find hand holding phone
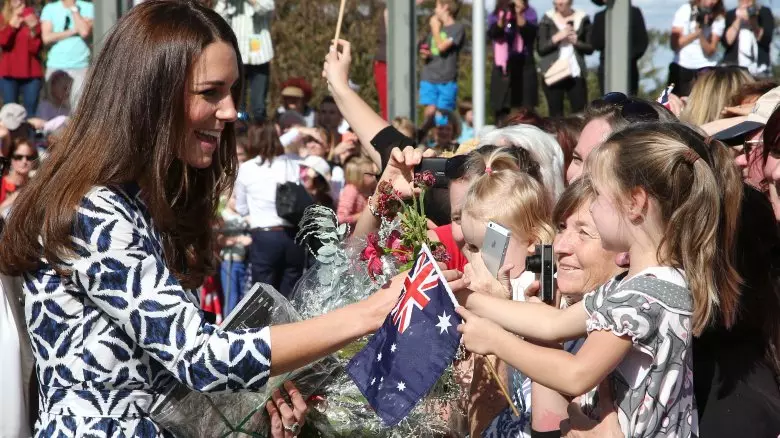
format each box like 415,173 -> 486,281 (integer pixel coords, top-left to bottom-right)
481,221 -> 511,278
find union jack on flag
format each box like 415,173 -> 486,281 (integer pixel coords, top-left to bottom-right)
346,244 -> 462,426
390,254 -> 438,333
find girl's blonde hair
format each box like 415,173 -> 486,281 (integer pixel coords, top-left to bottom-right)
463,148 -> 555,245
344,154 -> 374,189
585,122 -> 742,336
680,68 -> 754,126
391,116 -> 416,140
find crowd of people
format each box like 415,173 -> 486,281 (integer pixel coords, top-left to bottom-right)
2,0 -> 780,437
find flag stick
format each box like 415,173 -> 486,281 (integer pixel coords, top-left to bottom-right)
484,356 -> 520,417
333,0 -> 347,45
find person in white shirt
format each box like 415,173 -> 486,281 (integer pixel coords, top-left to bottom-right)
234,121 -> 305,297
669,0 -> 726,96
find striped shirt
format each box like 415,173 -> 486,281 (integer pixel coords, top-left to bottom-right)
214,0 -> 274,66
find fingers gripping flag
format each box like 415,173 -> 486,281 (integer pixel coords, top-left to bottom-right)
346,244 -> 462,426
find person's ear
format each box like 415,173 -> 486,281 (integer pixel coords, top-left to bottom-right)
627,187 -> 648,223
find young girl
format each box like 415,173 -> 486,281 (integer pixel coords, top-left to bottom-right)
336,155 -> 377,229
454,123 -> 741,437
457,147 -> 555,436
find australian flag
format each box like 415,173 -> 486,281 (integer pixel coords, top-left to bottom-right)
658,84 -> 673,111
346,244 -> 462,426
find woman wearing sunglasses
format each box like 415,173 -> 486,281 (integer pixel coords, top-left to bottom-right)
0,136 -> 35,215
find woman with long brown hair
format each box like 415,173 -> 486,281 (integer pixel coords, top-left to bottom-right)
0,1 -> 405,436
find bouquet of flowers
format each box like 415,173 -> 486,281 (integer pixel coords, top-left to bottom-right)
360,171 -> 449,280
288,170 -> 465,437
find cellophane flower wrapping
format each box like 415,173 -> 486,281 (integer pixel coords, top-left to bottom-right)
150,283 -> 339,437
289,197 -> 466,437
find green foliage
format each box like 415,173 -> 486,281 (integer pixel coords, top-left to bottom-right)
270,0 -> 383,112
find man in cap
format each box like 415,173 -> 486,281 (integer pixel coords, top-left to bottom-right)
705,85 -> 780,190
276,78 -> 315,127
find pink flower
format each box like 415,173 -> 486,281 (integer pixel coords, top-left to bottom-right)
361,233 -> 385,279
386,231 -> 414,265
414,170 -> 436,188
431,244 -> 451,263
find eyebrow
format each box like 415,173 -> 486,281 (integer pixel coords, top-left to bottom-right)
195,78 -> 239,87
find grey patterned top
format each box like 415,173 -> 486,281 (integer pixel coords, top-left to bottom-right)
583,267 -> 699,438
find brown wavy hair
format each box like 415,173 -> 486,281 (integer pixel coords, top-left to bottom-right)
0,0 -> 242,289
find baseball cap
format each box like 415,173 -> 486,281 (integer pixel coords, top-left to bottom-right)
713,85 -> 780,145
0,103 -> 27,131
300,155 -> 331,180
281,86 -> 305,98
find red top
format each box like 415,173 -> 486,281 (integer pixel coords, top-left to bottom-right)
433,224 -> 468,272
0,176 -> 18,203
0,16 -> 43,79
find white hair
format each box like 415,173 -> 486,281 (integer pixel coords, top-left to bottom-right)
478,124 -> 565,201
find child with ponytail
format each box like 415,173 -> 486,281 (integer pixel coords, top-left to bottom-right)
453,123 -> 741,438
456,146 -> 555,436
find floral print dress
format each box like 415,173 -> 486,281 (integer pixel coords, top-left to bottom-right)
583,267 -> 698,438
24,185 -> 273,437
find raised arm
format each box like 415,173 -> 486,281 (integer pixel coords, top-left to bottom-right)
323,39 -> 389,168
71,7 -> 92,40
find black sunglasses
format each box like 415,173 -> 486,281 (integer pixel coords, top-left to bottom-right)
593,92 -> 659,122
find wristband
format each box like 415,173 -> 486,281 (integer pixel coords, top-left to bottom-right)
367,195 -> 380,217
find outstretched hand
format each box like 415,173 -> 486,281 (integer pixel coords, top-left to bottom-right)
455,306 -> 504,356
266,382 -> 309,438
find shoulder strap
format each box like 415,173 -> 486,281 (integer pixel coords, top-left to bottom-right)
617,275 -> 693,312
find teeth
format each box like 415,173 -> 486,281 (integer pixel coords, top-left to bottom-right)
196,130 -> 219,141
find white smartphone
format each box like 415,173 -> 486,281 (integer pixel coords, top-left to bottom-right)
481,221 -> 512,278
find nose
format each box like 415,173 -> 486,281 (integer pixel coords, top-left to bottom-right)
734,152 -> 748,169
217,95 -> 238,123
553,230 -> 575,256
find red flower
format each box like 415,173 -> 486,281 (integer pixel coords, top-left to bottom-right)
386,230 -> 413,264
361,233 -> 385,279
414,170 -> 436,188
431,244 -> 451,264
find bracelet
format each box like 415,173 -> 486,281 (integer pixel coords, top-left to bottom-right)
367,195 -> 380,218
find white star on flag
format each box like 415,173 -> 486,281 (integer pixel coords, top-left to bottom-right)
436,311 -> 453,334
370,377 -> 376,386
377,353 -> 382,361
390,343 -> 397,353
397,381 -> 406,391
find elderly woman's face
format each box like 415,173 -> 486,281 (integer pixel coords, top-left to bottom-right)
553,200 -> 622,297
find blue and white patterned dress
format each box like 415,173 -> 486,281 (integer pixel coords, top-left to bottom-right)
23,185 -> 273,437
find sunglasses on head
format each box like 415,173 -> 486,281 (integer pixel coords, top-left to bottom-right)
593,92 -> 659,122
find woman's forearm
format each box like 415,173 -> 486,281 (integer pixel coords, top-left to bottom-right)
269,301 -> 379,375
330,82 -> 389,164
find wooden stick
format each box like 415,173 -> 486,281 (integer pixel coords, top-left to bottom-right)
484,355 -> 520,417
333,0 -> 347,46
